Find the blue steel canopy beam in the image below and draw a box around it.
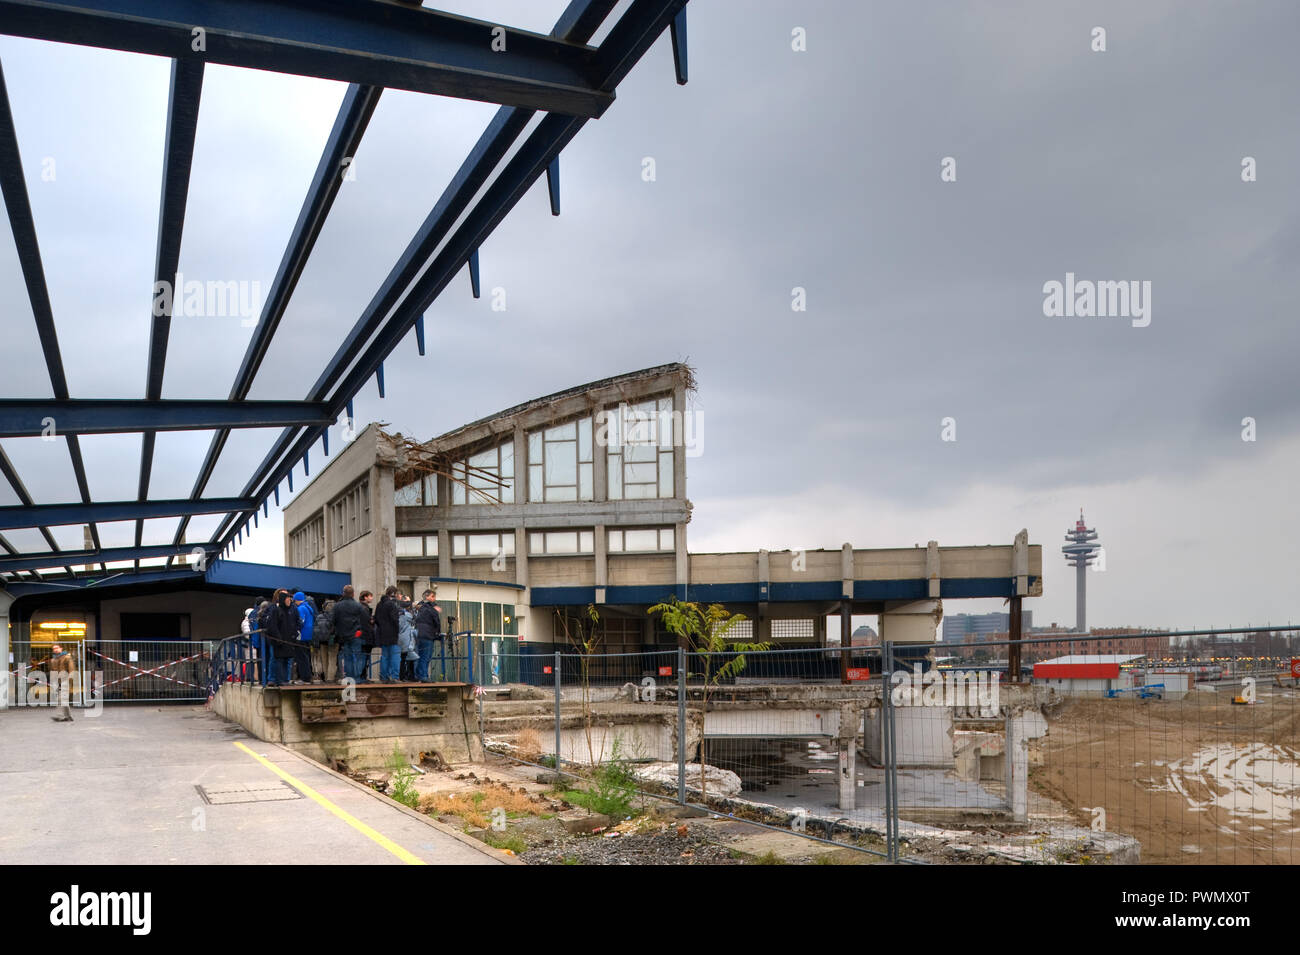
[0,0,613,118]
[0,399,333,438]
[0,444,68,574]
[0,543,215,574]
[0,58,98,569]
[208,0,617,550]
[218,0,686,551]
[168,82,383,567]
[0,498,253,530]
[137,57,204,568]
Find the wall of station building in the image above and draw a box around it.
[12,590,255,650]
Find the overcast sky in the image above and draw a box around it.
[1,1,1297,632]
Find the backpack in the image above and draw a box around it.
[317,600,337,645]
[257,602,273,633]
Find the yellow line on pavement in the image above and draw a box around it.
[233,741,425,865]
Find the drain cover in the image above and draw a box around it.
[196,781,302,805]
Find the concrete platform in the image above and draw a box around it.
[0,705,505,865]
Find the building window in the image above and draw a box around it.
[395,474,437,507]
[604,397,674,499]
[529,529,594,555]
[396,535,440,559]
[451,532,515,558]
[608,526,674,553]
[450,441,514,505]
[328,479,371,549]
[443,600,482,634]
[527,417,593,502]
[289,515,325,567]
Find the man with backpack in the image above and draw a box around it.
[314,597,337,683]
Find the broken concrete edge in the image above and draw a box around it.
[261,738,524,866]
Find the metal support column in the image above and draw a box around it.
[1008,595,1022,683]
[677,645,686,803]
[840,599,852,684]
[553,650,563,778]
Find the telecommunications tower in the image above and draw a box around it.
[1062,509,1101,633]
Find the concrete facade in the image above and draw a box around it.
[282,364,1044,652]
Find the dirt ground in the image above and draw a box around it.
[1030,687,1300,864]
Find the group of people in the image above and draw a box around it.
[240,585,445,686]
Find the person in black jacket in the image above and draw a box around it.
[358,591,376,681]
[331,585,368,682]
[415,589,443,682]
[374,586,402,683]
[265,589,303,685]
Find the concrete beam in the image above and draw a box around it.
[926,540,940,599]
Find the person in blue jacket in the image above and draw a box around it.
[293,591,316,684]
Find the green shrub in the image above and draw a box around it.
[387,744,420,809]
[567,737,638,819]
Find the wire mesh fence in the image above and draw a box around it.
[469,631,1300,864]
[6,639,215,704]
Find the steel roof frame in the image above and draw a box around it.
[0,0,689,584]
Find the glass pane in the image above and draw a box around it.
[422,475,437,505]
[459,601,482,634]
[500,478,514,504]
[626,439,656,462]
[452,481,466,505]
[626,529,658,551]
[608,530,623,552]
[529,532,543,553]
[529,464,542,501]
[529,431,541,459]
[546,420,576,441]
[502,534,515,556]
[503,605,517,636]
[484,603,503,635]
[659,527,675,551]
[578,417,592,461]
[394,481,421,505]
[468,534,499,556]
[470,447,496,469]
[547,485,577,502]
[396,536,423,557]
[579,462,592,500]
[501,440,514,478]
[579,530,593,553]
[545,531,578,554]
[659,451,674,497]
[625,482,655,499]
[626,462,657,483]
[425,535,439,556]
[607,454,621,499]
[453,535,467,556]
[544,440,576,485]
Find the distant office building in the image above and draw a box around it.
[942,611,1032,643]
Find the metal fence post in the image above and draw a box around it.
[881,640,898,862]
[553,650,562,780]
[677,646,686,804]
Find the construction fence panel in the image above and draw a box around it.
[899,629,1300,865]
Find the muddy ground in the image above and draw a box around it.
[1030,688,1300,864]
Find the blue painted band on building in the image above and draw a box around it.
[531,576,1040,608]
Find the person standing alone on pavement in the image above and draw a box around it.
[35,643,76,722]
